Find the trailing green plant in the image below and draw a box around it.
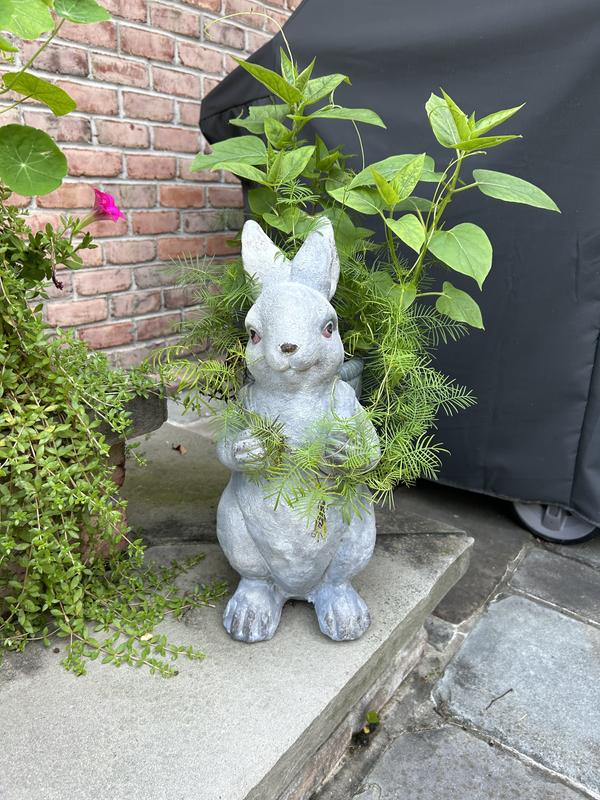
[157,36,559,523]
[0,0,111,196]
[0,197,227,677]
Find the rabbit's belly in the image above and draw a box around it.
[233,476,345,595]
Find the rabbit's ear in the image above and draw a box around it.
[241,220,291,288]
[290,218,340,299]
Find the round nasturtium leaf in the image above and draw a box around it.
[53,0,111,24]
[0,124,68,196]
[0,0,54,40]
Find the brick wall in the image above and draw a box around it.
[1,0,299,366]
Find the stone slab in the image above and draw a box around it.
[434,595,600,796]
[547,537,600,571]
[510,548,600,623]
[123,424,466,545]
[351,725,586,800]
[0,534,471,800]
[394,483,531,623]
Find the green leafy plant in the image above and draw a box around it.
[159,38,558,525]
[0,196,228,675]
[0,0,110,196]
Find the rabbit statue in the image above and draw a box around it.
[216,217,380,643]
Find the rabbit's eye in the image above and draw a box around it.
[249,328,261,344]
[322,321,334,339]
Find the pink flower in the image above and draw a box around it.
[93,188,125,223]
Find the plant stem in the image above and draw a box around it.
[0,20,64,97]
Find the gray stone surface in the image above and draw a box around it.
[547,537,600,571]
[0,534,471,800]
[435,595,600,795]
[351,726,587,800]
[122,421,230,544]
[100,390,167,445]
[511,547,600,623]
[394,482,531,623]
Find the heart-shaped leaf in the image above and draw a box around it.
[54,0,111,23]
[429,223,492,288]
[425,93,461,148]
[230,104,290,135]
[0,0,54,40]
[391,153,425,201]
[350,154,438,189]
[385,215,425,253]
[436,281,484,329]
[473,169,560,212]
[272,145,315,183]
[2,72,76,116]
[215,162,267,184]
[328,184,386,215]
[0,124,67,195]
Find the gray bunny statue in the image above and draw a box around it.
[216,218,380,643]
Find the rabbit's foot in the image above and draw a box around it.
[311,582,371,641]
[223,578,285,643]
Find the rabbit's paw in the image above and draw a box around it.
[233,432,266,468]
[223,578,284,643]
[312,582,371,641]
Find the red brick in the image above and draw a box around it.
[150,4,200,36]
[0,106,19,125]
[204,232,238,256]
[164,286,198,308]
[136,313,181,341]
[180,0,220,9]
[79,246,104,266]
[6,192,30,208]
[105,184,157,209]
[152,66,201,98]
[204,20,245,49]
[38,184,95,209]
[22,41,88,77]
[287,0,303,9]
[92,55,148,87]
[203,77,220,96]
[79,321,133,348]
[121,27,175,62]
[97,120,149,149]
[105,240,156,264]
[160,186,204,208]
[23,111,91,144]
[154,126,199,153]
[246,30,271,53]
[67,149,122,178]
[84,218,128,238]
[263,9,288,32]
[111,290,162,318]
[135,264,178,288]
[178,42,222,73]
[207,186,243,208]
[132,210,179,235]
[44,274,73,300]
[182,210,223,233]
[75,268,132,296]
[223,170,242,184]
[222,0,262,26]
[158,236,206,259]
[57,81,117,115]
[101,0,147,21]
[179,158,218,182]
[224,53,244,75]
[127,155,176,180]
[110,342,165,368]
[178,101,201,127]
[28,213,60,233]
[46,298,107,326]
[60,20,117,49]
[124,92,174,122]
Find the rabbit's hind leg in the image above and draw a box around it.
[309,505,376,641]
[217,481,285,642]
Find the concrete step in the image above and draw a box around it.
[0,533,471,800]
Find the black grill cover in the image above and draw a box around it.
[200,0,600,526]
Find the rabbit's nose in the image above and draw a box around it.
[280,342,298,354]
